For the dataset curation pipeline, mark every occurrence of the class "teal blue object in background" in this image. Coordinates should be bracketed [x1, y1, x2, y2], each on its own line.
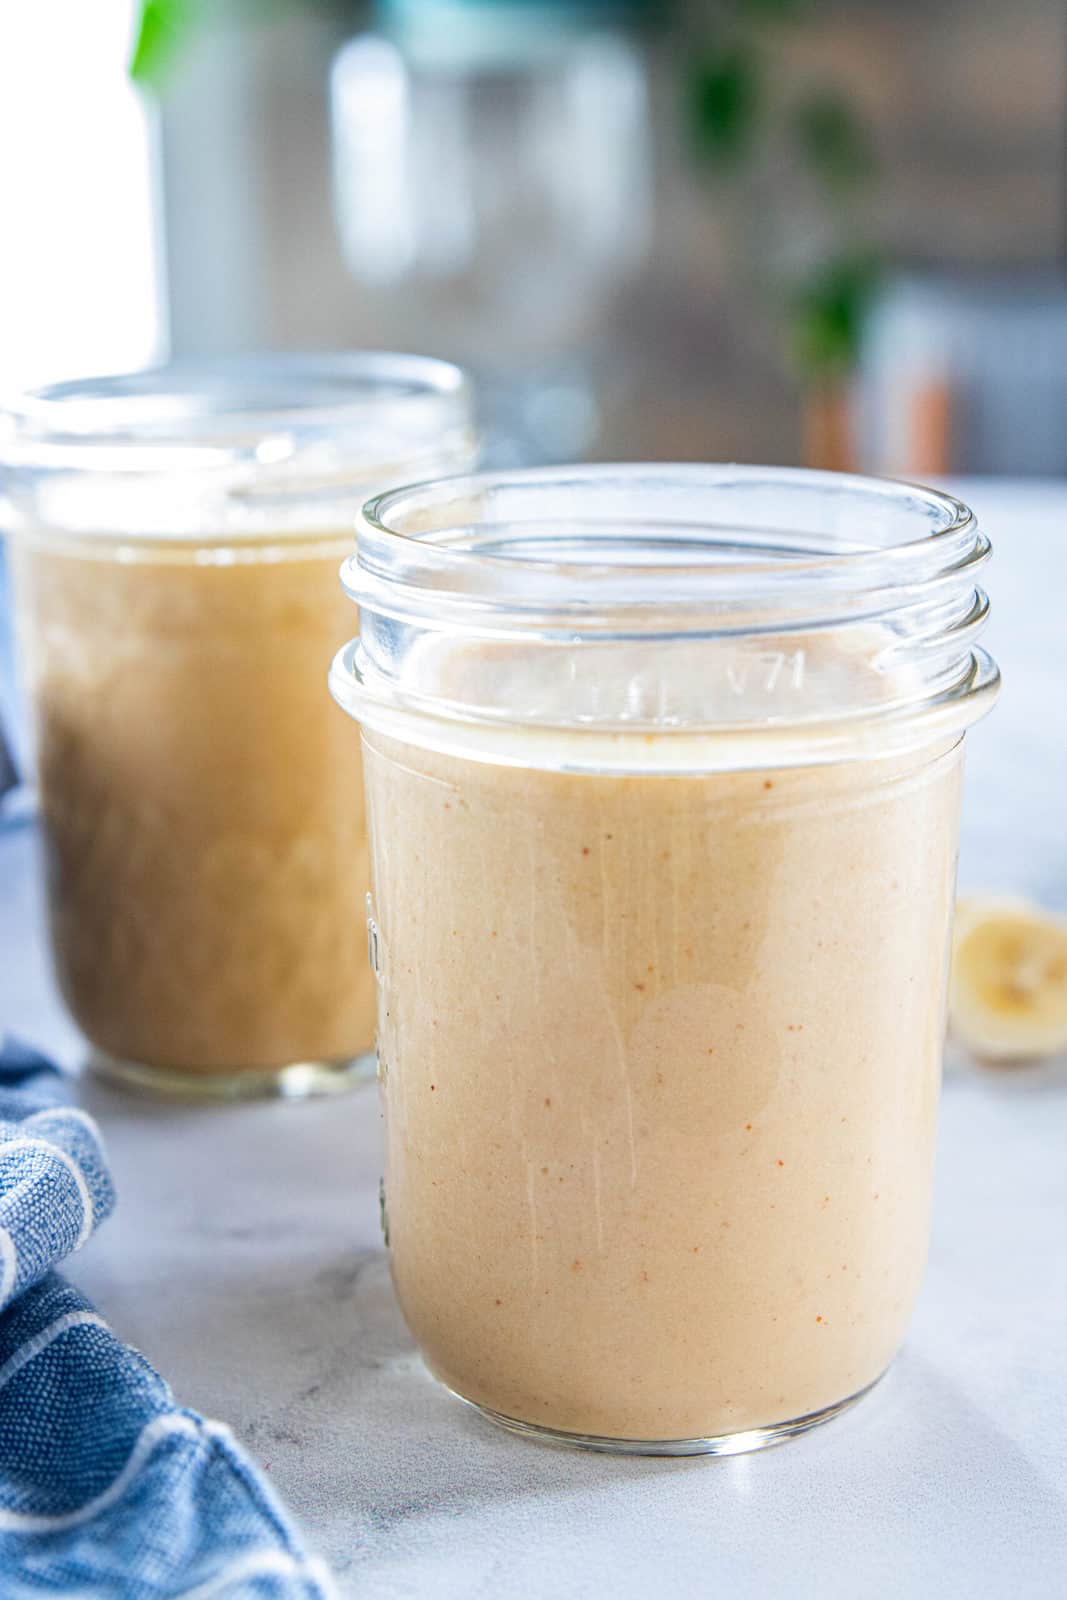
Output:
[380, 0, 661, 18]
[377, 0, 665, 61]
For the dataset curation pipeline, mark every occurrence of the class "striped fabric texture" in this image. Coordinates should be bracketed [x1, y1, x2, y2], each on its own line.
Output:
[0, 1041, 335, 1599]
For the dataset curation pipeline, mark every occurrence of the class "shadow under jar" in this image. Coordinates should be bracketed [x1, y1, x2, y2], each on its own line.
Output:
[2, 355, 475, 1100]
[331, 464, 999, 1454]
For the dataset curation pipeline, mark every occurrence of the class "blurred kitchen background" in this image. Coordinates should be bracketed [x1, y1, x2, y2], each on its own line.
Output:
[1, 0, 1066, 473]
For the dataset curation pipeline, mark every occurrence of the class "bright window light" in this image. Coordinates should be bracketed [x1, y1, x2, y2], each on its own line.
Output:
[0, 0, 166, 395]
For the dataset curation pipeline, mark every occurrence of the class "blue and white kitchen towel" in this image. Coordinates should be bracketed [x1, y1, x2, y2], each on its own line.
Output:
[0, 1040, 335, 1599]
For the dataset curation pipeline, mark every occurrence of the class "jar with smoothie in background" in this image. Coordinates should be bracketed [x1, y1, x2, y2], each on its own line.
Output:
[0, 355, 475, 1099]
[331, 465, 999, 1454]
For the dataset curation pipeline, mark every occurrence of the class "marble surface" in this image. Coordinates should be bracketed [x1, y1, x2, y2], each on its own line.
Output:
[1, 479, 1066, 1597]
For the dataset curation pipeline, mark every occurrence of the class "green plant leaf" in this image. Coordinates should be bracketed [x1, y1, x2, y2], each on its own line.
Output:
[793, 91, 877, 190]
[789, 252, 882, 379]
[684, 47, 761, 168]
[130, 0, 362, 86]
[129, 0, 202, 88]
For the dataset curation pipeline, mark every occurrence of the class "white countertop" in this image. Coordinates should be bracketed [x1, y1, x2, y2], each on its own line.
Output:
[1, 479, 1066, 1597]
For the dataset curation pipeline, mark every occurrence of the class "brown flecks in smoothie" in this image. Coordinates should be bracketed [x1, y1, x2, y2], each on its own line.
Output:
[692, 1245, 701, 1253]
[541, 1165, 548, 1175]
[604, 832, 614, 840]
[744, 1123, 752, 1131]
[816, 1315, 824, 1324]
[841, 1264, 848, 1271]
[707, 1048, 715, 1056]
[776, 1159, 785, 1168]
[544, 1097, 552, 1108]
[443, 802, 451, 810]
[661, 850, 671, 861]
[763, 780, 774, 790]
[655, 1072, 665, 1086]
[646, 964, 655, 973]
[494, 1298, 503, 1306]
[430, 1084, 436, 1092]
[581, 846, 591, 856]
[873, 1192, 880, 1200]
[571, 1259, 583, 1272]
[639, 1270, 649, 1283]
[823, 1195, 830, 1204]
[491, 930, 498, 938]
[720, 1220, 731, 1230]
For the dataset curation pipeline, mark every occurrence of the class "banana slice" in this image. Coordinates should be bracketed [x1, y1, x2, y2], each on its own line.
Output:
[950, 898, 1067, 1062]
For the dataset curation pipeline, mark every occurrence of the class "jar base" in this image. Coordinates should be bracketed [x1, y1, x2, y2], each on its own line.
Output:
[445, 1371, 885, 1457]
[86, 1047, 378, 1102]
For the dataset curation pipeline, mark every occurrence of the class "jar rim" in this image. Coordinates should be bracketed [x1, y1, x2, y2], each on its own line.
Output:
[0, 352, 477, 545]
[1, 352, 471, 468]
[347, 463, 985, 631]
[334, 464, 999, 772]
[364, 461, 973, 552]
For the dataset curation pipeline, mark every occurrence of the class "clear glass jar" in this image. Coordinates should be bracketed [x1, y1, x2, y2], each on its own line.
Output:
[1, 354, 476, 1100]
[331, 464, 998, 1454]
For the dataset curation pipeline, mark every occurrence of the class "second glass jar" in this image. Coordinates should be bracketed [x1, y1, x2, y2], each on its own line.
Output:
[2, 354, 475, 1098]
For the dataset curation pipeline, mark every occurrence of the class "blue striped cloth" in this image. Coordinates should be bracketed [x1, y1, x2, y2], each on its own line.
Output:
[0, 1041, 335, 1598]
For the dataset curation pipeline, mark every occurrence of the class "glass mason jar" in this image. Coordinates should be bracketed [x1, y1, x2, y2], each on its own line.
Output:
[1, 354, 475, 1100]
[331, 464, 999, 1454]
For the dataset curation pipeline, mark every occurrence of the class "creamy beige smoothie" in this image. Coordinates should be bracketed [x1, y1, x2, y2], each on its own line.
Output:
[365, 729, 961, 1442]
[15, 536, 372, 1078]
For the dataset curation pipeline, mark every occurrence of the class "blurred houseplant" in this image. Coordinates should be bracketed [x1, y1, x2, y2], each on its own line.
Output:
[680, 0, 881, 468]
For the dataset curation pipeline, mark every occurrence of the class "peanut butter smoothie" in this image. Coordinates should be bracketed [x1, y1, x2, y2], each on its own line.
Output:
[334, 464, 999, 1450]
[15, 537, 369, 1079]
[366, 732, 960, 1442]
[3, 356, 474, 1097]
